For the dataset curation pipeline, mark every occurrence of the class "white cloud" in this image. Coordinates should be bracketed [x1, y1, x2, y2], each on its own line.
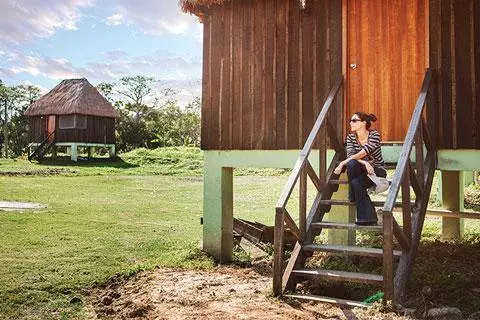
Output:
[0, 0, 94, 43]
[5, 50, 201, 84]
[106, 1, 201, 36]
[106, 13, 124, 26]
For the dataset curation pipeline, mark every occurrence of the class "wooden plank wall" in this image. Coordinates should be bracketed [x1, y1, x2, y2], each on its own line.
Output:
[55, 116, 116, 144]
[201, 0, 343, 150]
[430, 0, 480, 149]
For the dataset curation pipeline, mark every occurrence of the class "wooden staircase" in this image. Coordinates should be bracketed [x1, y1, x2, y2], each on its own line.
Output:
[28, 131, 56, 161]
[273, 69, 437, 306]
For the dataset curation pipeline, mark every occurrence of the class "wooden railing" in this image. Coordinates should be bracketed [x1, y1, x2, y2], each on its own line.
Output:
[379, 68, 437, 302]
[28, 130, 56, 161]
[273, 76, 344, 295]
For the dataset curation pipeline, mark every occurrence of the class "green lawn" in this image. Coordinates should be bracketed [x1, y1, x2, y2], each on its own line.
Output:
[0, 152, 478, 319]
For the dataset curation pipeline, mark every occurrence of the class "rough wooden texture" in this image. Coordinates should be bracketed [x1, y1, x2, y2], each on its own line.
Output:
[201, 0, 342, 150]
[284, 294, 369, 308]
[346, 0, 427, 142]
[382, 210, 395, 302]
[302, 244, 401, 258]
[292, 269, 383, 284]
[311, 221, 383, 232]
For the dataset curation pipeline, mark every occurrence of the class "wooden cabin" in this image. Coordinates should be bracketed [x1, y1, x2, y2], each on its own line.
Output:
[25, 78, 119, 161]
[181, 0, 479, 305]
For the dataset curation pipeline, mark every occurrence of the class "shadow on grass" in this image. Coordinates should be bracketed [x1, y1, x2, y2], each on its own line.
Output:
[37, 156, 139, 169]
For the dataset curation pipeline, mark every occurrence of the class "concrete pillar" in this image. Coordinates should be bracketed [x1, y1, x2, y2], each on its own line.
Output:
[109, 145, 116, 158]
[326, 172, 356, 245]
[70, 143, 78, 162]
[441, 171, 464, 240]
[203, 158, 233, 262]
[88, 147, 94, 158]
[66, 146, 71, 156]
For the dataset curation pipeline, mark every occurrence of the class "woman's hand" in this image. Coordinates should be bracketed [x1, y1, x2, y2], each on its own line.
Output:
[363, 161, 374, 175]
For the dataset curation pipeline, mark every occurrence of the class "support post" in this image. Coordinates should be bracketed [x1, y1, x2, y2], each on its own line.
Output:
[109, 145, 116, 158]
[70, 143, 78, 162]
[327, 172, 355, 245]
[441, 171, 464, 240]
[51, 146, 57, 158]
[88, 147, 94, 158]
[203, 157, 233, 263]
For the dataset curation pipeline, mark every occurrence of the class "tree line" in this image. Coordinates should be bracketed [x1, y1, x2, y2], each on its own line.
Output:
[0, 76, 201, 157]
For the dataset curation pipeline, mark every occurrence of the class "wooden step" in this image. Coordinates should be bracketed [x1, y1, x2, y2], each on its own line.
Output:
[292, 269, 383, 285]
[284, 293, 370, 308]
[319, 199, 413, 208]
[328, 179, 348, 185]
[302, 244, 402, 258]
[311, 221, 383, 232]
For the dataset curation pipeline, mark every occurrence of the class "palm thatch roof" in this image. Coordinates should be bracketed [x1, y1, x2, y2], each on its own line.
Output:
[25, 78, 120, 118]
[180, 0, 228, 18]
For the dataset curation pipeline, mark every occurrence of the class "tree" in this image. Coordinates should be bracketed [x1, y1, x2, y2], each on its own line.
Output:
[96, 82, 115, 104]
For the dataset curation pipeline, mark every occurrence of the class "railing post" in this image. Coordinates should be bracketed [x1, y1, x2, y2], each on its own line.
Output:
[415, 122, 425, 184]
[299, 168, 307, 241]
[402, 165, 412, 245]
[382, 210, 395, 302]
[273, 208, 285, 296]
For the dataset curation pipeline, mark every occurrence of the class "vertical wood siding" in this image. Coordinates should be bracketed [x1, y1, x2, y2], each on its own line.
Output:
[201, 0, 343, 150]
[430, 0, 480, 149]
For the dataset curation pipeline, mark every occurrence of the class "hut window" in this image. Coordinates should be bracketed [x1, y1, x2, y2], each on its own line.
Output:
[59, 115, 87, 129]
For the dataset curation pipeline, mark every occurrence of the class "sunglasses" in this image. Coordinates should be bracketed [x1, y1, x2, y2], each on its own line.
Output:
[350, 119, 362, 123]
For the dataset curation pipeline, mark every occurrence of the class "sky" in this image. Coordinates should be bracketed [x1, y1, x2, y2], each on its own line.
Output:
[0, 0, 203, 104]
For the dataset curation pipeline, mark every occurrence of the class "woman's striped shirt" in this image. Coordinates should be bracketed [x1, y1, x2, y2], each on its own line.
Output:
[346, 130, 385, 170]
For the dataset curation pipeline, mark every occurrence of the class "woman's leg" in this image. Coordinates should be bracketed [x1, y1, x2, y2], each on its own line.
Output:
[351, 176, 377, 223]
[346, 160, 377, 224]
[346, 160, 366, 202]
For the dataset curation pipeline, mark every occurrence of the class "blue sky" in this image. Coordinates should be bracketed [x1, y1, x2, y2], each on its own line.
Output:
[0, 0, 203, 99]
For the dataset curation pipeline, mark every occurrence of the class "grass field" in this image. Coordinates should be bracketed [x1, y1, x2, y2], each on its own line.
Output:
[0, 148, 479, 319]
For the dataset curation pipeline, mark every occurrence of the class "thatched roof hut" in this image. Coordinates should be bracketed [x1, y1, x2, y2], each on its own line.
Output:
[25, 78, 119, 118]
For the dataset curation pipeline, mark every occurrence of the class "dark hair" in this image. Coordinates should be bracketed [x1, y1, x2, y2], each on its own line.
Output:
[354, 112, 377, 129]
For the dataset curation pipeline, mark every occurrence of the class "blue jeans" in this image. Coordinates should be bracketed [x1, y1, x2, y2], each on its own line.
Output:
[346, 160, 386, 223]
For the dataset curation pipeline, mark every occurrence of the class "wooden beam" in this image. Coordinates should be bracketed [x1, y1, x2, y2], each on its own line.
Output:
[299, 170, 307, 241]
[393, 219, 411, 251]
[305, 160, 323, 192]
[284, 209, 301, 242]
[426, 208, 480, 219]
[273, 208, 284, 296]
[401, 164, 412, 245]
[382, 210, 395, 302]
[408, 159, 424, 198]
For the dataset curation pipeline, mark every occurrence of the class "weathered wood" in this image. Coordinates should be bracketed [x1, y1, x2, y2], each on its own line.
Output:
[402, 164, 412, 243]
[326, 118, 345, 153]
[311, 221, 383, 232]
[284, 209, 301, 242]
[415, 124, 425, 185]
[305, 160, 323, 192]
[276, 77, 343, 211]
[394, 150, 436, 303]
[393, 219, 410, 251]
[328, 179, 348, 185]
[273, 208, 284, 296]
[233, 218, 263, 243]
[425, 208, 480, 219]
[292, 269, 383, 284]
[319, 199, 413, 208]
[302, 243, 401, 258]
[299, 169, 307, 241]
[283, 294, 369, 308]
[408, 159, 423, 199]
[382, 210, 395, 302]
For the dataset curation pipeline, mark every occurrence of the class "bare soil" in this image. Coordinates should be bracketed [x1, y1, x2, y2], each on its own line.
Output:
[86, 266, 410, 320]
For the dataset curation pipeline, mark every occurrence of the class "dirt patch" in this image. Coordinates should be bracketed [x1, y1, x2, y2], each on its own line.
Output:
[0, 168, 77, 176]
[0, 201, 47, 211]
[86, 266, 410, 320]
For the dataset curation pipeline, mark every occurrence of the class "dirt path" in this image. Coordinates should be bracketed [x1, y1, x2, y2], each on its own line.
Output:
[86, 266, 410, 320]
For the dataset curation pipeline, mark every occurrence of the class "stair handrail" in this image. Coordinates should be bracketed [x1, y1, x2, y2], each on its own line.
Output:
[380, 68, 436, 302]
[274, 76, 344, 295]
[28, 130, 56, 160]
[275, 77, 343, 212]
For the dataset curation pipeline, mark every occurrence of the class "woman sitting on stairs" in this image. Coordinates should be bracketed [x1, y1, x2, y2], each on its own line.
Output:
[333, 112, 387, 226]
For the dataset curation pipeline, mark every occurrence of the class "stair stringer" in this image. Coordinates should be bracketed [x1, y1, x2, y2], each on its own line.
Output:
[393, 151, 437, 303]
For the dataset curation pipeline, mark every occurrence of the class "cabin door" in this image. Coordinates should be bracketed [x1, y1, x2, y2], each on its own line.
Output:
[346, 0, 428, 141]
[47, 115, 56, 139]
